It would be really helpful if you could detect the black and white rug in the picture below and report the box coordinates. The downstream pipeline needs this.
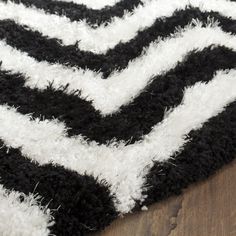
[0,0,236,235]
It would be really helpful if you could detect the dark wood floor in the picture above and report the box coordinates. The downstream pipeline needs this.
[92,159,236,236]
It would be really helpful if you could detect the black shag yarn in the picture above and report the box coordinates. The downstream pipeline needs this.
[3,0,142,25]
[0,0,236,235]
[0,46,235,143]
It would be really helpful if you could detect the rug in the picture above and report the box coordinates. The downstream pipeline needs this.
[0,0,235,235]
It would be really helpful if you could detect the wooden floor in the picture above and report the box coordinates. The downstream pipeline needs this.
[92,159,236,236]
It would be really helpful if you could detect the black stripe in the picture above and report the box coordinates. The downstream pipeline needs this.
[142,99,236,208]
[0,8,235,77]
[0,142,117,235]
[1,46,235,144]
[2,0,142,25]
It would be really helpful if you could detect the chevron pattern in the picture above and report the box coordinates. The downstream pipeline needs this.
[0,0,236,235]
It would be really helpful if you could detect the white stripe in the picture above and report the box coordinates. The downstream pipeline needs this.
[0,25,236,115]
[0,185,53,236]
[53,0,121,9]
[0,69,235,213]
[0,0,235,53]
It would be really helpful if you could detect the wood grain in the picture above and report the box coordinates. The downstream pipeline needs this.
[91,159,236,236]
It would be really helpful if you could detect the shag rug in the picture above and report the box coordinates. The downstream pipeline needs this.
[0,0,235,235]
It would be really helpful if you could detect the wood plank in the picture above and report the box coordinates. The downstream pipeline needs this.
[91,159,236,236]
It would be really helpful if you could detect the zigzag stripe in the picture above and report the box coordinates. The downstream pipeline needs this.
[2,0,142,25]
[0,25,235,114]
[0,142,117,235]
[0,0,235,53]
[1,79,236,235]
[143,99,236,207]
[1,1,236,234]
[1,46,235,143]
[1,9,235,77]
[0,69,235,213]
